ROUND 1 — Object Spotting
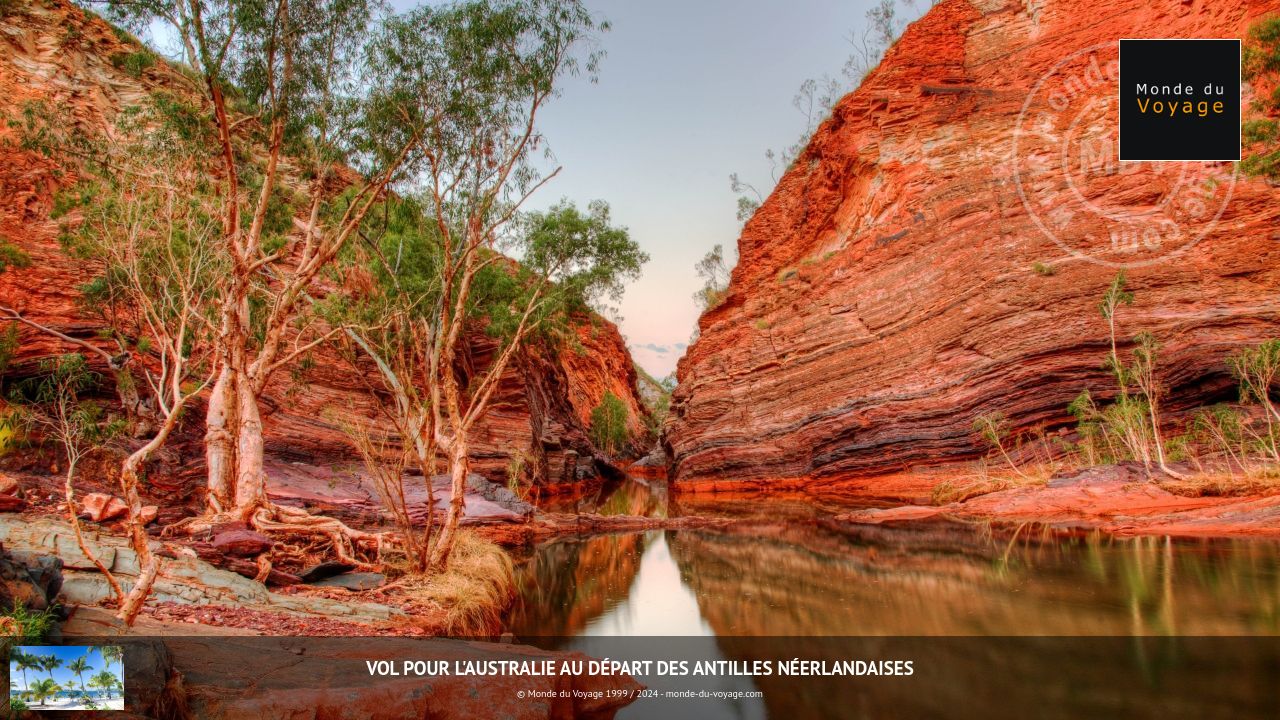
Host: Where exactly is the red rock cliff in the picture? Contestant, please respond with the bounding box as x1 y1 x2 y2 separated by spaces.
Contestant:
0 0 648 489
667 0 1280 487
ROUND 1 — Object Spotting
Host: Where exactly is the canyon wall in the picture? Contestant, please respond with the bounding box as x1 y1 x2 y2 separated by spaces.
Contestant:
0 0 648 492
668 0 1280 487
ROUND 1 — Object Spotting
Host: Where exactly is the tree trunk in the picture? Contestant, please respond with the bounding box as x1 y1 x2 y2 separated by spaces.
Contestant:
204 368 236 513
430 438 469 571
116 453 161 626
233 376 267 520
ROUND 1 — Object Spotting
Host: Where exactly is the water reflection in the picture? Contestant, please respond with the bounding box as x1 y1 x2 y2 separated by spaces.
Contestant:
666 526 1280 636
507 479 1280 718
536 475 668 517
511 479 1280 637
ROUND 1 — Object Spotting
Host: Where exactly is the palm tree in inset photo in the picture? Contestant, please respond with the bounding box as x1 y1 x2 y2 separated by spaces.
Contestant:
28 678 60 707
11 649 36 694
100 645 123 678
90 670 118 700
67 655 91 696
40 652 62 682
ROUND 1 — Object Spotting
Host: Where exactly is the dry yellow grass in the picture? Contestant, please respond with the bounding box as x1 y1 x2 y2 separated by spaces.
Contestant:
930 462 1058 505
1158 465 1280 498
389 531 515 636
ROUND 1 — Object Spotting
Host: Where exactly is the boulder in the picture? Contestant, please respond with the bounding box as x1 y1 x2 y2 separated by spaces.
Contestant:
210 529 273 557
0 474 20 495
80 492 128 522
0 544 63 612
136 505 159 525
0 494 25 512
465 473 535 518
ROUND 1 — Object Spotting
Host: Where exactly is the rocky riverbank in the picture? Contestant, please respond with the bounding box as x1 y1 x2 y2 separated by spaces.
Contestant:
833 465 1280 539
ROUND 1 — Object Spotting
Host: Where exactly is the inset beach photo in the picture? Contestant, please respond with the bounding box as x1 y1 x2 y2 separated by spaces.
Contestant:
8 645 123 711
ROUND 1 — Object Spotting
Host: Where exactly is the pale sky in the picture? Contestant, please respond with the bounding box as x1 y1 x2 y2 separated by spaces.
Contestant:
509 0 891 378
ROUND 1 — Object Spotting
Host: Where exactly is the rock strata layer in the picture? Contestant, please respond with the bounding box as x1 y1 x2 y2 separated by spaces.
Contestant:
667 0 1280 486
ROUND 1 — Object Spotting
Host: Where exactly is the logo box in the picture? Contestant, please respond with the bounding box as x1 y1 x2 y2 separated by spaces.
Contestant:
1118 38 1241 162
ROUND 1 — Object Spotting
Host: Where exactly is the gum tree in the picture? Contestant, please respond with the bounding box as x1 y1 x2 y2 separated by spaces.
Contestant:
11 96 224 623
354 0 622 569
65 112 225 623
97 0 427 547
12 355 125 602
346 203 644 570
101 0 632 573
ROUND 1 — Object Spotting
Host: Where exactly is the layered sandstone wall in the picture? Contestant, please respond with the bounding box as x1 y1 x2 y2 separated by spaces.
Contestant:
667 0 1280 486
0 0 648 490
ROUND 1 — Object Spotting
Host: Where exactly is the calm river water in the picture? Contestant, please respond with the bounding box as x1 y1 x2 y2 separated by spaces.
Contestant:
505 477 1280 719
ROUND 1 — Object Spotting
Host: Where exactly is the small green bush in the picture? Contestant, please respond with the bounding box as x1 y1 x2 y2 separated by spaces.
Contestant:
0 239 31 273
1031 261 1056 276
109 50 155 79
2 600 59 640
590 391 630 456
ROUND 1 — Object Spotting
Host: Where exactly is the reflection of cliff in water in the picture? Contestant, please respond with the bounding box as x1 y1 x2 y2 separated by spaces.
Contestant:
666 525 1280 720
537 475 668 517
666 522 1280 636
507 532 649 638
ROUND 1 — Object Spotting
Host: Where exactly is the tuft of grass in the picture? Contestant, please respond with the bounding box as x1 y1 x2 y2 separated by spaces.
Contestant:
931 463 1054 505
391 532 514 636
1159 465 1280 498
0 601 59 640
1031 261 1056 277
109 50 156 79
0 239 31 274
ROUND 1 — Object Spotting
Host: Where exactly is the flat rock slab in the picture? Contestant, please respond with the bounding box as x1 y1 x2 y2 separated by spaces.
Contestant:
265 459 533 525
0 516 403 623
837 505 946 524
309 572 385 591
299 561 355 583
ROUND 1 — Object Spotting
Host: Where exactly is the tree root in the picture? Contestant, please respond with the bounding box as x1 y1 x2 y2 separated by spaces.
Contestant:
253 554 272 584
165 502 389 571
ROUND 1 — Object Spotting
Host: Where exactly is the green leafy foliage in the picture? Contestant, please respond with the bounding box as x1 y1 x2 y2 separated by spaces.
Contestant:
0 238 31 273
590 391 630 456
1 601 59 640
1242 16 1280 179
109 50 155 78
0 323 18 378
25 678 61 707
1228 339 1280 405
693 243 730 311
90 669 121 699
7 354 125 447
